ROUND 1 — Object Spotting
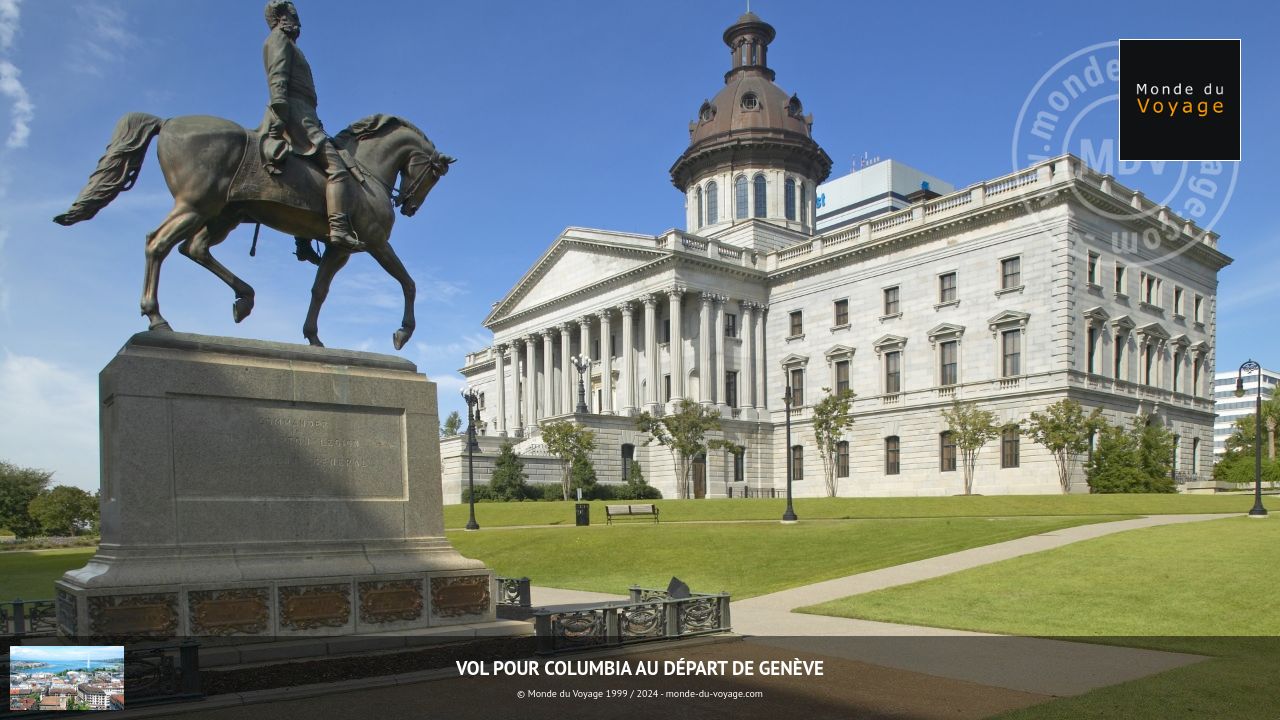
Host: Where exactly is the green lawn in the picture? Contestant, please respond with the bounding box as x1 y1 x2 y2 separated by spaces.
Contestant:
446 515 1117 599
442 494 1273 529
798 517 1280 720
0 547 95 600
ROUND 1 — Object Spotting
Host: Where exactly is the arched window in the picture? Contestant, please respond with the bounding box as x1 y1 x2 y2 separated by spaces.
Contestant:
621 443 635 482
885 437 900 475
734 175 748 219
753 173 767 218
695 186 703 229
784 177 796 220
706 181 718 224
800 184 808 224
837 441 849 478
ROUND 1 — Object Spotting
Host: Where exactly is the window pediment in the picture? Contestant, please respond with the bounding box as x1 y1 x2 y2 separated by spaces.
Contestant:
1137 322 1171 342
824 345 855 360
779 353 809 368
1109 314 1135 332
1083 306 1110 326
927 323 966 345
1170 334 1190 349
988 310 1029 337
873 334 907 353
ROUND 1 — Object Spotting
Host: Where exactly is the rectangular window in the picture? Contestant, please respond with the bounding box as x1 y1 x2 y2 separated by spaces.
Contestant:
939 272 957 303
663 318 671 343
791 445 804 481
664 374 671 402
884 286 900 315
1193 294 1203 323
725 313 737 338
1001 428 1020 468
1173 352 1182 392
1115 336 1125 379
725 371 738 408
1173 287 1184 316
940 432 957 472
592 338 600 361
789 311 803 337
733 450 744 483
1144 344 1154 385
1087 252 1099 285
837 441 850 478
1087 326 1097 374
940 340 958 386
834 298 849 326
1002 330 1021 377
789 368 805 407
1193 355 1203 394
1001 257 1021 289
1115 262 1127 295
835 360 850 394
1142 273 1158 305
885 351 901 394
885 437 900 475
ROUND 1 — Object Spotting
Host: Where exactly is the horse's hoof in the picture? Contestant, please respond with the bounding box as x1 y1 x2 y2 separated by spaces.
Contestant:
232 297 254 324
306 336 324 348
392 329 411 351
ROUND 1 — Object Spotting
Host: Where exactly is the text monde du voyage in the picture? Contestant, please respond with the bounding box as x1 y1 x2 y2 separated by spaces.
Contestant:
1134 83 1228 118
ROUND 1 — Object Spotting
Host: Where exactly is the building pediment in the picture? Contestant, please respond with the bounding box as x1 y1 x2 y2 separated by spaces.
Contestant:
1082 306 1110 324
484 230 668 325
873 334 907 352
926 323 966 343
1110 314 1135 331
824 344 855 359
1137 322 1171 341
1170 333 1190 349
987 310 1030 329
779 353 810 367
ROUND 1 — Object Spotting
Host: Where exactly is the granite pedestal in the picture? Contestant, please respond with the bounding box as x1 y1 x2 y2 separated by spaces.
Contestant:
56 331 495 639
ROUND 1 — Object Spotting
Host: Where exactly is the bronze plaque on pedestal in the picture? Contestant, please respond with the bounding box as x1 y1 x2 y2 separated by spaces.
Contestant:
279 584 351 630
430 575 490 618
359 580 423 624
189 588 269 635
88 594 179 636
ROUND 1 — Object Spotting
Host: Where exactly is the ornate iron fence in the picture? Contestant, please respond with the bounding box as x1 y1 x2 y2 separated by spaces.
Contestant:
726 486 780 498
495 576 532 620
0 598 58 639
533 587 730 655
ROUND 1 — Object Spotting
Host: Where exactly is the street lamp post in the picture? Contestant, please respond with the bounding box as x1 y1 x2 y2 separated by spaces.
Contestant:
571 354 590 415
782 385 797 523
461 387 481 530
1236 360 1268 518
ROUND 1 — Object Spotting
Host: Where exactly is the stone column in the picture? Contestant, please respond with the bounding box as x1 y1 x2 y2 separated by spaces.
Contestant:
754 306 768 411
698 292 713 405
714 296 728 412
599 310 614 413
578 316 593 413
542 331 555 418
524 334 538 429
741 303 756 418
560 323 572 414
621 301 637 416
643 294 659 412
668 287 685 404
494 343 508 436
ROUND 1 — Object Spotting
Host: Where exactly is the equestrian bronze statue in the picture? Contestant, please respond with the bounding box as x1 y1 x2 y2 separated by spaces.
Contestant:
52 1 452 350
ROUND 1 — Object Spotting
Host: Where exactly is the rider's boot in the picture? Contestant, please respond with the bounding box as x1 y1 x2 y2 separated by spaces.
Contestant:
324 147 363 252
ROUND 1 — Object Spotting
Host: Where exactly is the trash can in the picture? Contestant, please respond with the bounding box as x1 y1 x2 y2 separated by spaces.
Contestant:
575 503 590 526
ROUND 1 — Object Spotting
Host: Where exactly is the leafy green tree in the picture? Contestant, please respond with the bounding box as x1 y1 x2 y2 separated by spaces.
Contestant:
570 456 598 497
1086 415 1177 493
616 460 662 500
440 410 464 437
1024 399 1106 494
489 441 528 501
812 387 856 497
941 401 1001 495
636 399 732 499
0 461 53 538
28 485 98 536
540 420 596 500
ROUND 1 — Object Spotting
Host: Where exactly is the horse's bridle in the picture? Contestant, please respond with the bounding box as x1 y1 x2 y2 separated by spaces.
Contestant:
394 152 446 215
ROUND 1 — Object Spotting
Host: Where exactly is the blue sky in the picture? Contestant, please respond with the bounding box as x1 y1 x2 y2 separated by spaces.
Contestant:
10 645 123 662
0 0 1276 490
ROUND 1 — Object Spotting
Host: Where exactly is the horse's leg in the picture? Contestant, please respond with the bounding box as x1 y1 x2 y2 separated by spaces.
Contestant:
302 247 351 347
179 214 256 323
365 242 416 350
140 204 203 331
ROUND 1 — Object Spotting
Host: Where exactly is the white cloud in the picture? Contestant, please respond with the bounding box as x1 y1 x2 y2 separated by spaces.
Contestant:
0 228 10 317
69 1 134 76
0 0 19 52
11 646 123 662
0 351 99 491
0 58 30 149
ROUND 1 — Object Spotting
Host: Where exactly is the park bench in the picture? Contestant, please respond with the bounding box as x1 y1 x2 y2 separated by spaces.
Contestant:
605 504 660 525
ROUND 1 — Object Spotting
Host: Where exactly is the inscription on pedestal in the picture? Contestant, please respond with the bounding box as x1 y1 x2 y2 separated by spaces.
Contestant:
189 588 269 635
359 580 424 624
279 584 351 630
88 594 178 636
169 396 406 500
430 575 490 619
56 589 77 636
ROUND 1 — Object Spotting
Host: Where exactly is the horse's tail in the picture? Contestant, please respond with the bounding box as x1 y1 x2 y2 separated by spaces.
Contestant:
53 112 165 226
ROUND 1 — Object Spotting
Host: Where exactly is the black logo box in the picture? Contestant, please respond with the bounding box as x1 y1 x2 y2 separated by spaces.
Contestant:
1119 39 1240 162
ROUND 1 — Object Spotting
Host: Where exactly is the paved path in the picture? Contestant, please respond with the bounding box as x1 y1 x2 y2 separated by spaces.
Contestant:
536 513 1234 697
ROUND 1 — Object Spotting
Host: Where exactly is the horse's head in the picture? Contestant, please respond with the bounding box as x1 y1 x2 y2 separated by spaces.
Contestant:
397 148 455 218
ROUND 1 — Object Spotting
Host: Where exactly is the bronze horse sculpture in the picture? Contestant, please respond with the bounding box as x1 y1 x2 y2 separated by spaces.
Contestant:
53 112 454 350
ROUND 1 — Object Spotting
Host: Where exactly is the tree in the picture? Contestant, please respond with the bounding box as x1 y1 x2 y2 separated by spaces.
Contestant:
940 400 1000 495
1086 415 1177 493
540 420 596 501
489 441 528 501
812 387 856 497
636 399 732 499
0 461 53 538
1024 399 1105 494
570 456 598 497
28 485 98 536
616 460 662 500
440 410 464 437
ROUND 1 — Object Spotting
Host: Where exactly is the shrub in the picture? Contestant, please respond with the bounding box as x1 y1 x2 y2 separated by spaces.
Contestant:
1086 415 1176 493
489 442 528 501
